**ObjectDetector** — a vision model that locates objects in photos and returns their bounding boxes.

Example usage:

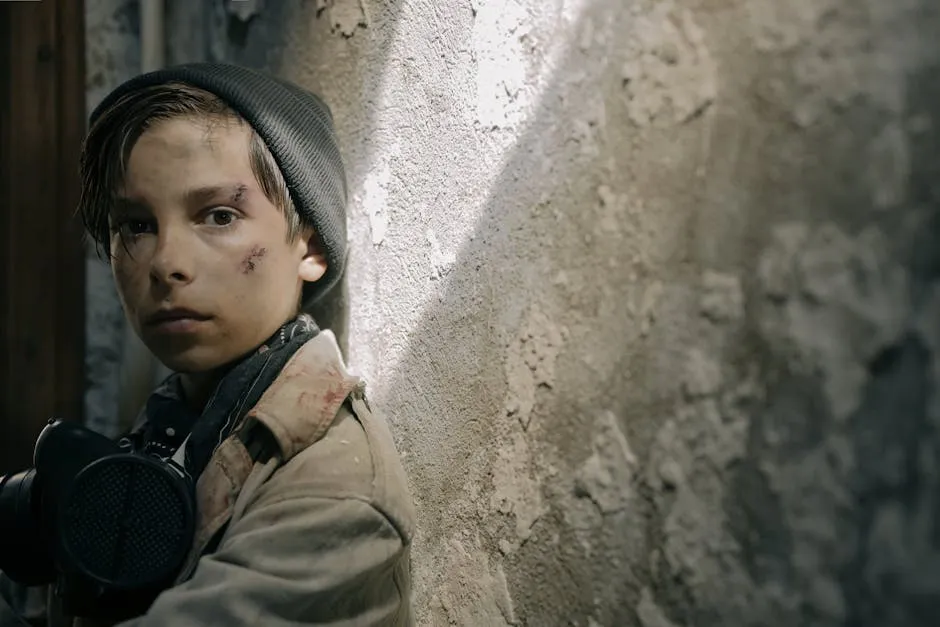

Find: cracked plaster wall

[84,0,940,625]
[84,0,141,437]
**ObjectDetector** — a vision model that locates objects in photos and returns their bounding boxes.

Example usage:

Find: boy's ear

[297,229,328,283]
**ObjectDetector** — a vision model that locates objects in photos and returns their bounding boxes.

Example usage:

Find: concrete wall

[85,0,940,624]
[84,0,141,437]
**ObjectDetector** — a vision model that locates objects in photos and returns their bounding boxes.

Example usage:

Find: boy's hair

[79,82,304,259]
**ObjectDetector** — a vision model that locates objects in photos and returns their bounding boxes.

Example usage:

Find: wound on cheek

[241,246,267,274]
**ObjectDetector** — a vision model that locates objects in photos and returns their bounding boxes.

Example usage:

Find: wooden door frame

[0,0,86,473]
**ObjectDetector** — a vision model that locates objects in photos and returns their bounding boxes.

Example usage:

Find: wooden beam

[0,0,87,474]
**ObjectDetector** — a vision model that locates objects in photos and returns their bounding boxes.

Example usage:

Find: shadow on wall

[249,1,741,625]
[266,1,697,623]
[323,4,940,627]
[724,65,940,627]
[356,11,662,626]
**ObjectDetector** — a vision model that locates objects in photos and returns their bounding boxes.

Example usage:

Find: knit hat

[89,63,348,305]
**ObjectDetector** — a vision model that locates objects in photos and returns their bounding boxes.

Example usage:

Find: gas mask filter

[0,419,196,618]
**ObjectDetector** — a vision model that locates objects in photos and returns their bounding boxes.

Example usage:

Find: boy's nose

[149,231,195,286]
[150,267,190,285]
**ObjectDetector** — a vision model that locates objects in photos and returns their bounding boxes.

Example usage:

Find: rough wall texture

[84,0,140,436]
[85,0,940,624]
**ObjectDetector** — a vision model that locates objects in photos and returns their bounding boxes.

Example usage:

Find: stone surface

[83,0,140,437]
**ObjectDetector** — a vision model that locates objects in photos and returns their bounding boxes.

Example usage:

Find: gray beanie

[89,63,347,305]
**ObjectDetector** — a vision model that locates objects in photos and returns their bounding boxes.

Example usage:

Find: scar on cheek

[241,246,267,274]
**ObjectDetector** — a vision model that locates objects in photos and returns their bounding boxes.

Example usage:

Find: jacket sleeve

[116,488,410,627]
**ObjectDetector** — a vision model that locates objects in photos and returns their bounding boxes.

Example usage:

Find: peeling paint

[325,0,368,37]
[700,270,744,324]
[751,0,934,126]
[747,0,834,52]
[504,305,566,429]
[681,347,723,398]
[359,156,391,246]
[574,411,637,515]
[471,0,538,133]
[621,2,716,127]
[757,222,910,420]
[636,587,678,627]
[490,432,547,542]
[427,535,518,626]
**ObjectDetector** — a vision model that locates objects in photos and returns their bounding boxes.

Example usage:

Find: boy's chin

[154,347,235,375]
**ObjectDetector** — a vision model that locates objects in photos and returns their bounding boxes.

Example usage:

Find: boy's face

[110,116,326,374]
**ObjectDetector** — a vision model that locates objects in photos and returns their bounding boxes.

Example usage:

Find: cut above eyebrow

[111,183,251,215]
[183,183,250,207]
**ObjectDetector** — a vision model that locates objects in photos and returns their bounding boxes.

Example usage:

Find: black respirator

[0,419,196,619]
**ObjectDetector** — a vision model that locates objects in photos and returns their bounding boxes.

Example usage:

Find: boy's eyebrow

[111,184,250,215]
[111,197,148,215]
[183,183,250,207]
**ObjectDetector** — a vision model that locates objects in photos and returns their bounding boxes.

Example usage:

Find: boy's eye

[115,219,154,236]
[204,209,238,227]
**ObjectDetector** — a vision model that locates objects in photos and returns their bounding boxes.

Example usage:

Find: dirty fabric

[125,314,319,477]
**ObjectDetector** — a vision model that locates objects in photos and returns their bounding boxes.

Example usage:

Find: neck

[179,370,226,413]
[178,317,307,413]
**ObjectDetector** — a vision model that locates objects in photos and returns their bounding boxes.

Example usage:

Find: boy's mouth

[145,307,212,333]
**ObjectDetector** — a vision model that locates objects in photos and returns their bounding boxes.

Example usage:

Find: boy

[0,63,415,626]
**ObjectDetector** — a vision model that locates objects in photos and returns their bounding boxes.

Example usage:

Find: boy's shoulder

[249,331,415,541]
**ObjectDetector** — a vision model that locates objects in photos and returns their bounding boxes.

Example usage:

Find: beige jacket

[0,331,416,627]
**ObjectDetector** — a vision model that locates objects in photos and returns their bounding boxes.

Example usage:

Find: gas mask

[0,419,196,620]
[0,317,316,620]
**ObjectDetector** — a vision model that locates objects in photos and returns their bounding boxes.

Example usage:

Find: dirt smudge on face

[242,246,267,274]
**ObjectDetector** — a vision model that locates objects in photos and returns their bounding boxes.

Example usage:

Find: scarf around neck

[126,314,319,479]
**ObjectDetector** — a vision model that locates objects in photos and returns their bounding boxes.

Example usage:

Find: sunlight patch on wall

[346,0,593,386]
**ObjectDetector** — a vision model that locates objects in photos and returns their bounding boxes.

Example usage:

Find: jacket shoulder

[256,398,416,544]
[245,331,415,544]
